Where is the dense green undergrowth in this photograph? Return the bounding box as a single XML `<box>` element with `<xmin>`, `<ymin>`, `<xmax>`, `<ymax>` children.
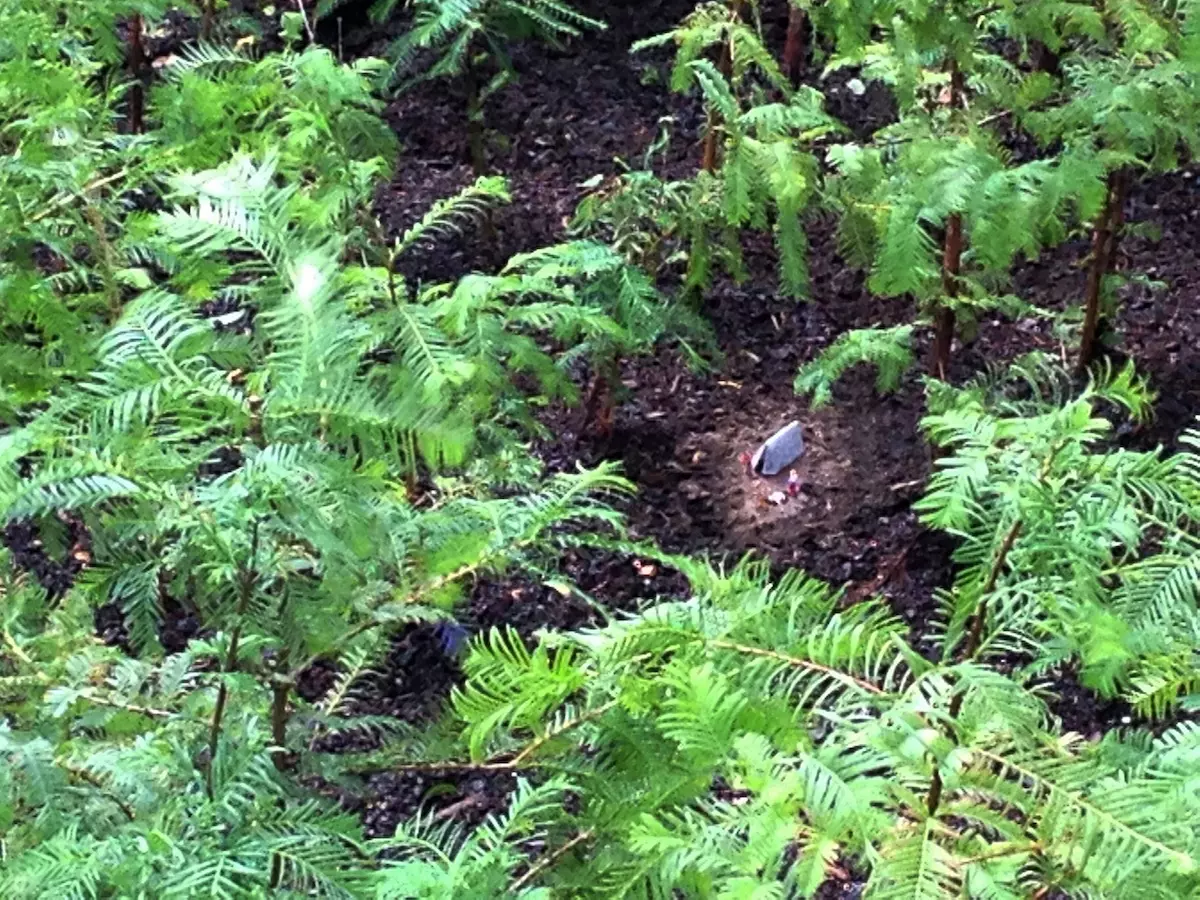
<box><xmin>3</xmin><ymin>0</ymin><xmax>1200</xmax><ymax>897</ymax></box>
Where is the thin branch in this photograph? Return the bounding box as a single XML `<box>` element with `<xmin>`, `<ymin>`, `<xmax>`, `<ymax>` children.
<box><xmin>347</xmin><ymin>758</ymin><xmax>526</xmax><ymax>775</ymax></box>
<box><xmin>30</xmin><ymin>147</ymin><xmax>182</xmax><ymax>224</ymax></box>
<box><xmin>308</xmin><ymin>646</ymin><xmax>382</xmax><ymax>751</ymax></box>
<box><xmin>2</xmin><ymin>627</ymin><xmax>32</xmax><ymax>664</ymax></box>
<box><xmin>76</xmin><ymin>690</ymin><xmax>175</xmax><ymax>720</ymax></box>
<box><xmin>957</xmin><ymin>441</ymin><xmax>1064</xmax><ymax>669</ymax></box>
<box><xmin>433</xmin><ymin>793</ymin><xmax>487</xmax><ymax>822</ymax></box>
<box><xmin>931</xmin><ymin>441</ymin><xmax>1064</xmax><ymax>814</ymax></box>
<box><xmin>509</xmin><ymin>830</ymin><xmax>595</xmax><ymax>893</ymax></box>
<box><xmin>958</xmin><ymin>518</ymin><xmax>1023</xmax><ymax>667</ymax></box>
<box><xmin>959</xmin><ymin>841</ymin><xmax>1042</xmax><ymax>866</ymax></box>
<box><xmin>30</xmin><ymin>170</ymin><xmax>130</xmax><ymax>223</ymax></box>
<box><xmin>205</xmin><ymin>520</ymin><xmax>260</xmax><ymax>799</ymax></box>
<box><xmin>976</xmin><ymin>747</ymin><xmax>1197</xmax><ymax>871</ymax></box>
<box><xmin>58</xmin><ymin>760</ymin><xmax>136</xmax><ymax>821</ymax></box>
<box><xmin>708</xmin><ymin>638</ymin><xmax>887</xmax><ymax>696</ymax></box>
<box><xmin>510</xmin><ymin>701</ymin><xmax>617</xmax><ymax>766</ymax></box>
<box><xmin>344</xmin><ymin>701</ymin><xmax>618</xmax><ymax>774</ymax></box>
<box><xmin>296</xmin><ymin>0</ymin><xmax>316</xmax><ymax>42</ymax></box>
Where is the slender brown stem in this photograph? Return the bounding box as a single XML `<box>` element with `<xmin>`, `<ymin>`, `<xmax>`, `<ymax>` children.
<box><xmin>701</xmin><ymin>111</ymin><xmax>720</xmax><ymax>173</ymax></box>
<box><xmin>2</xmin><ymin>627</ymin><xmax>32</xmax><ymax>664</ymax></box>
<box><xmin>929</xmin><ymin>58</ymin><xmax>964</xmax><ymax>379</ymax></box>
<box><xmin>782</xmin><ymin>4</ymin><xmax>806</xmax><ymax>87</ymax></box>
<box><xmin>1078</xmin><ymin>177</ymin><xmax>1117</xmax><ymax>373</ymax></box>
<box><xmin>509</xmin><ymin>830</ymin><xmax>595</xmax><ymax>893</ymax></box>
<box><xmin>127</xmin><ymin>14</ymin><xmax>145</xmax><ymax>135</ymax></box>
<box><xmin>463</xmin><ymin>52</ymin><xmax>486</xmax><ymax>176</ymax></box>
<box><xmin>204</xmin><ymin>522</ymin><xmax>260</xmax><ymax>799</ymax></box>
<box><xmin>1077</xmin><ymin>170</ymin><xmax>1128</xmax><ymax>375</ymax></box>
<box><xmin>32</xmin><ymin>173</ymin><xmax>127</xmax><ymax>222</ymax></box>
<box><xmin>270</xmin><ymin>676</ymin><xmax>293</xmax><ymax>770</ymax></box>
<box><xmin>83</xmin><ymin>203</ymin><xmax>122</xmax><ymax>323</ymax></box>
<box><xmin>347</xmin><ymin>701</ymin><xmax>618</xmax><ymax>775</ymax></box>
<box><xmin>949</xmin><ymin>61</ymin><xmax>964</xmax><ymax>108</ymax></box>
<box><xmin>510</xmin><ymin>701</ymin><xmax>618</xmax><ymax>766</ymax></box>
<box><xmin>350</xmin><ymin>758</ymin><xmax>526</xmax><ymax>775</ymax></box>
<box><xmin>961</xmin><ymin>841</ymin><xmax>1043</xmax><ymax>866</ymax></box>
<box><xmin>948</xmin><ymin>518</ymin><xmax>1023</xmax><ymax>721</ymax></box>
<box><xmin>929</xmin><ymin>520</ymin><xmax>1024</xmax><ymax>815</ymax></box>
<box><xmin>59</xmin><ymin>761</ymin><xmax>136</xmax><ymax>821</ymax></box>
<box><xmin>930</xmin><ymin>212</ymin><xmax>963</xmax><ymax>379</ymax></box>
<box><xmin>286</xmin><ymin>539</ymin><xmax>535</xmax><ymax>684</ymax></box>
<box><xmin>708</xmin><ymin>639</ymin><xmax>886</xmax><ymax>696</ymax></box>
<box><xmin>201</xmin><ymin>0</ymin><xmax>215</xmax><ymax>39</ymax></box>
<box><xmin>926</xmin><ymin>763</ymin><xmax>945</xmax><ymax>815</ymax></box>
<box><xmin>578</xmin><ymin>357</ymin><xmax>618</xmax><ymax>439</ymax></box>
<box><xmin>700</xmin><ymin>0</ymin><xmax>743</xmax><ymax>172</ymax></box>
<box><xmin>296</xmin><ymin>0</ymin><xmax>316</xmax><ymax>42</ymax></box>
<box><xmin>77</xmin><ymin>691</ymin><xmax>174</xmax><ymax>719</ymax></box>
<box><xmin>928</xmin><ymin>444</ymin><xmax>1060</xmax><ymax>816</ymax></box>
<box><xmin>926</xmin><ymin>518</ymin><xmax>1007</xmax><ymax>815</ymax></box>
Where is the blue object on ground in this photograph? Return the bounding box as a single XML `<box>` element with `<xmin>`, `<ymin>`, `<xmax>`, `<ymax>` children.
<box><xmin>750</xmin><ymin>421</ymin><xmax>805</xmax><ymax>476</ymax></box>
<box><xmin>435</xmin><ymin>621</ymin><xmax>470</xmax><ymax>655</ymax></box>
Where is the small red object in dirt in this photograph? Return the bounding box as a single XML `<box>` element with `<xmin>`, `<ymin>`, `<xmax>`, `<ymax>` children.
<box><xmin>737</xmin><ymin>450</ymin><xmax>753</xmax><ymax>475</ymax></box>
<box><xmin>787</xmin><ymin>469</ymin><xmax>802</xmax><ymax>497</ymax></box>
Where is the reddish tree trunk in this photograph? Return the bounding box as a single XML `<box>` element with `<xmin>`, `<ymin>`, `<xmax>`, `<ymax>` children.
<box><xmin>128</xmin><ymin>14</ymin><xmax>145</xmax><ymax>134</ymax></box>
<box><xmin>701</xmin><ymin>117</ymin><xmax>719</xmax><ymax>173</ymax></box>
<box><xmin>579</xmin><ymin>364</ymin><xmax>616</xmax><ymax>440</ymax></box>
<box><xmin>948</xmin><ymin>60</ymin><xmax>964</xmax><ymax>109</ymax></box>
<box><xmin>930</xmin><ymin>213</ymin><xmax>962</xmax><ymax>379</ymax></box>
<box><xmin>201</xmin><ymin>0</ymin><xmax>215</xmax><ymax>40</ymax></box>
<box><xmin>700</xmin><ymin>0</ymin><xmax>743</xmax><ymax>173</ymax></box>
<box><xmin>782</xmin><ymin>5</ymin><xmax>806</xmax><ymax>87</ymax></box>
<box><xmin>928</xmin><ymin>60</ymin><xmax>965</xmax><ymax>380</ymax></box>
<box><xmin>463</xmin><ymin>53</ymin><xmax>487</xmax><ymax>176</ymax></box>
<box><xmin>1077</xmin><ymin>171</ymin><xmax>1127</xmax><ymax>374</ymax></box>
<box><xmin>270</xmin><ymin>679</ymin><xmax>292</xmax><ymax>770</ymax></box>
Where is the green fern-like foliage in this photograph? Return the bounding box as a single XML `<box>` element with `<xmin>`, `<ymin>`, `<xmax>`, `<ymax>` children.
<box><xmin>0</xmin><ymin>147</ymin><xmax>648</xmax><ymax>765</ymax></box>
<box><xmin>632</xmin><ymin>0</ymin><xmax>788</xmax><ymax>93</ymax></box>
<box><xmin>0</xmin><ymin>137</ymin><xmax>666</xmax><ymax>896</ymax></box>
<box><xmin>1024</xmin><ymin>0</ymin><xmax>1200</xmax><ymax>172</ymax></box>
<box><xmin>360</xmin><ymin>0</ymin><xmax>602</xmax><ymax>172</ymax></box>
<box><xmin>571</xmin><ymin>167</ymin><xmax>695</xmax><ymax>275</ymax></box>
<box><xmin>0</xmin><ymin>2</ymin><xmax>156</xmax><ymax>418</ymax></box>
<box><xmin>376</xmin><ymin>552</ymin><xmax>1200</xmax><ymax>897</ymax></box>
<box><xmin>0</xmin><ymin>636</ymin><xmax>374</xmax><ymax>899</ymax></box>
<box><xmin>153</xmin><ymin>43</ymin><xmax>399</xmax><ymax>230</ymax></box>
<box><xmin>627</xmin><ymin>4</ymin><xmax>839</xmax><ymax>299</ymax></box>
<box><xmin>385</xmin><ymin>0</ymin><xmax>603</xmax><ymax>79</ymax></box>
<box><xmin>377</xmin><ymin>777</ymin><xmax>573</xmax><ymax>897</ymax></box>
<box><xmin>820</xmin><ymin>0</ymin><xmax>1200</xmax><ymax>373</ymax></box>
<box><xmin>825</xmin><ymin>0</ymin><xmax>1105</xmax><ymax>114</ymax></box>
<box><xmin>794</xmin><ymin>324</ymin><xmax>915</xmax><ymax>407</ymax></box>
<box><xmin>0</xmin><ymin>16</ymin><xmax>394</xmax><ymax>421</ymax></box>
<box><xmin>919</xmin><ymin>353</ymin><xmax>1200</xmax><ymax>712</ymax></box>
<box><xmin>575</xmin><ymin>75</ymin><xmax>840</xmax><ymax>299</ymax></box>
<box><xmin>348</xmin><ymin>355</ymin><xmax>1200</xmax><ymax>898</ymax></box>
<box><xmin>828</xmin><ymin>127</ymin><xmax>1102</xmax><ymax>311</ymax></box>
